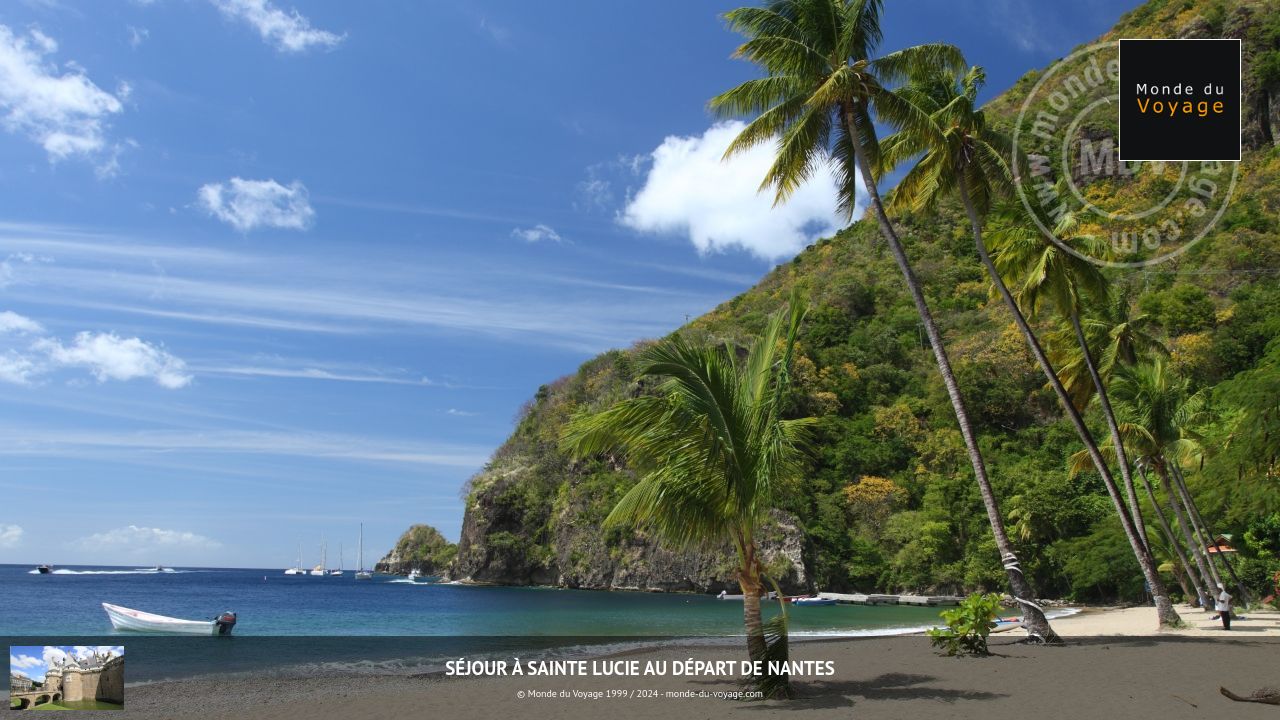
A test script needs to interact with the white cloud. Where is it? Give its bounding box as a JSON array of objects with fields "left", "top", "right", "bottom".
[
  {"left": 9, "top": 653, "right": 39, "bottom": 669},
  {"left": 197, "top": 177, "right": 315, "bottom": 231},
  {"left": 210, "top": 0, "right": 344, "bottom": 53},
  {"left": 35, "top": 331, "right": 192, "bottom": 388},
  {"left": 446, "top": 408, "right": 478, "bottom": 417},
  {"left": 127, "top": 26, "right": 148, "bottom": 49},
  {"left": 0, "top": 523, "right": 22, "bottom": 548},
  {"left": 620, "top": 120, "right": 853, "bottom": 260},
  {"left": 0, "top": 353, "right": 38, "bottom": 385},
  {"left": 72, "top": 525, "right": 222, "bottom": 553},
  {"left": 0, "top": 310, "right": 42, "bottom": 334},
  {"left": 511, "top": 223, "right": 563, "bottom": 243},
  {"left": 0, "top": 25, "right": 125, "bottom": 167}
]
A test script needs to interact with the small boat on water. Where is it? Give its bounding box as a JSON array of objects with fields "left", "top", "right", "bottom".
[
  {"left": 355, "top": 523, "right": 372, "bottom": 580},
  {"left": 35, "top": 564, "right": 52, "bottom": 574},
  {"left": 102, "top": 603, "right": 237, "bottom": 635},
  {"left": 329, "top": 545, "right": 344, "bottom": 576},
  {"left": 284, "top": 543, "right": 305, "bottom": 575},
  {"left": 790, "top": 597, "right": 836, "bottom": 607}
]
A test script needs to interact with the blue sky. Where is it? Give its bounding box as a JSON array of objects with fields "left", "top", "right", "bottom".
[
  {"left": 9, "top": 645, "right": 122, "bottom": 683},
  {"left": 0, "top": 0, "right": 1138, "bottom": 568}
]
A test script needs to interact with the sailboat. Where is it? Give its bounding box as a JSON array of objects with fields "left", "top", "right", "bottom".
[
  {"left": 309, "top": 539, "right": 327, "bottom": 576},
  {"left": 355, "top": 523, "right": 372, "bottom": 580},
  {"left": 329, "top": 544, "right": 344, "bottom": 576},
  {"left": 283, "top": 543, "right": 305, "bottom": 575}
]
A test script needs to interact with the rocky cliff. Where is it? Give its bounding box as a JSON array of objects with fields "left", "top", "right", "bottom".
[{"left": 375, "top": 524, "right": 457, "bottom": 576}]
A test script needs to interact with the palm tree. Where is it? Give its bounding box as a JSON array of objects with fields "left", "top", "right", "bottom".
[
  {"left": 1103, "top": 361, "right": 1250, "bottom": 602},
  {"left": 709, "top": 0, "right": 1060, "bottom": 643},
  {"left": 878, "top": 64, "right": 1181, "bottom": 627},
  {"left": 1135, "top": 459, "right": 1210, "bottom": 607},
  {"left": 987, "top": 205, "right": 1152, "bottom": 552},
  {"left": 561, "top": 299, "right": 815, "bottom": 698}
]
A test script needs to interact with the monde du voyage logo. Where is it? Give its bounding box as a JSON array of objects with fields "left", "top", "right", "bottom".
[
  {"left": 1013, "top": 38, "right": 1242, "bottom": 268},
  {"left": 1119, "top": 38, "right": 1242, "bottom": 162}
]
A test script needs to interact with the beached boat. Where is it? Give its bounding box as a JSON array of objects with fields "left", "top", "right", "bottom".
[
  {"left": 35, "top": 565, "right": 51, "bottom": 574},
  {"left": 355, "top": 523, "right": 372, "bottom": 580},
  {"left": 102, "top": 603, "right": 237, "bottom": 635}
]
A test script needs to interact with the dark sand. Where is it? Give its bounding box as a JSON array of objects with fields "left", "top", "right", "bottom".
[{"left": 121, "top": 635, "right": 1280, "bottom": 720}]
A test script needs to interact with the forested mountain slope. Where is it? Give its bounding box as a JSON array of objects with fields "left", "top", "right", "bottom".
[{"left": 444, "top": 0, "right": 1280, "bottom": 601}]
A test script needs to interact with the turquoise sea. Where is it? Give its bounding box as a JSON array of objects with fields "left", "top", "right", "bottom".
[{"left": 2, "top": 564, "right": 1066, "bottom": 683}]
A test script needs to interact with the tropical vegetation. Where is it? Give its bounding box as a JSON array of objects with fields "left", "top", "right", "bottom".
[{"left": 447, "top": 0, "right": 1280, "bottom": 631}]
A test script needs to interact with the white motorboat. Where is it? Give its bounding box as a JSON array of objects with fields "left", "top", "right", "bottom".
[{"left": 102, "top": 603, "right": 237, "bottom": 635}]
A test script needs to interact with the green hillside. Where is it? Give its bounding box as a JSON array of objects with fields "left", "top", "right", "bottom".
[{"left": 446, "top": 0, "right": 1280, "bottom": 603}]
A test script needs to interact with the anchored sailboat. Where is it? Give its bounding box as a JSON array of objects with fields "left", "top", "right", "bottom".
[
  {"left": 309, "top": 539, "right": 327, "bottom": 576},
  {"left": 355, "top": 523, "right": 372, "bottom": 580},
  {"left": 329, "top": 544, "right": 344, "bottom": 576},
  {"left": 283, "top": 543, "right": 305, "bottom": 575}
]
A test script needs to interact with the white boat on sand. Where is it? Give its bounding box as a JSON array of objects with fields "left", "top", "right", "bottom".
[{"left": 102, "top": 602, "right": 237, "bottom": 635}]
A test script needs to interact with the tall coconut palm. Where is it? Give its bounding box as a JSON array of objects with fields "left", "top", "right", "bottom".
[
  {"left": 561, "top": 299, "right": 814, "bottom": 698},
  {"left": 987, "top": 206, "right": 1151, "bottom": 552},
  {"left": 1136, "top": 460, "right": 1210, "bottom": 607},
  {"left": 1082, "top": 360, "right": 1219, "bottom": 605},
  {"left": 1105, "top": 361, "right": 1250, "bottom": 601},
  {"left": 878, "top": 64, "right": 1180, "bottom": 626},
  {"left": 708, "top": 0, "right": 1060, "bottom": 642}
]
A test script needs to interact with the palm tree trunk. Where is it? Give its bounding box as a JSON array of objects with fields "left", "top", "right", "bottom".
[
  {"left": 1068, "top": 308, "right": 1149, "bottom": 551},
  {"left": 1155, "top": 460, "right": 1216, "bottom": 608},
  {"left": 1168, "top": 464, "right": 1248, "bottom": 601},
  {"left": 957, "top": 175, "right": 1180, "bottom": 628},
  {"left": 843, "top": 107, "right": 1059, "bottom": 643},
  {"left": 1138, "top": 464, "right": 1208, "bottom": 607},
  {"left": 738, "top": 538, "right": 768, "bottom": 664}
]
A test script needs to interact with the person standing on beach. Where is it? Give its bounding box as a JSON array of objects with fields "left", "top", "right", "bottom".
[{"left": 1215, "top": 583, "right": 1232, "bottom": 630}]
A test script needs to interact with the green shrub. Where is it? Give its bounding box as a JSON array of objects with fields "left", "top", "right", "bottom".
[{"left": 928, "top": 592, "right": 1002, "bottom": 656}]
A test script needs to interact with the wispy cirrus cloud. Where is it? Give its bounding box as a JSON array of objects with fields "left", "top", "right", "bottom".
[
  {"left": 209, "top": 0, "right": 344, "bottom": 53},
  {"left": 0, "top": 24, "right": 127, "bottom": 171},
  {"left": 197, "top": 177, "right": 315, "bottom": 231},
  {"left": 71, "top": 525, "right": 221, "bottom": 553},
  {"left": 511, "top": 223, "right": 563, "bottom": 243},
  {"left": 0, "top": 426, "right": 489, "bottom": 468}
]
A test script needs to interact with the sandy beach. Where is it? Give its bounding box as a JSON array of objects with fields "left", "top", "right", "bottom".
[{"left": 118, "top": 604, "right": 1280, "bottom": 720}]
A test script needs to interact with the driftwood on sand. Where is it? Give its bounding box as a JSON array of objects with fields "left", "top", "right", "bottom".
[{"left": 1221, "top": 686, "right": 1280, "bottom": 705}]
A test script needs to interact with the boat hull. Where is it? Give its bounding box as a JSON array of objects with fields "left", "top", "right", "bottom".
[{"left": 102, "top": 603, "right": 221, "bottom": 635}]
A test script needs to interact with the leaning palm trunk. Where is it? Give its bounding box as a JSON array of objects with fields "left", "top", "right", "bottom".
[
  {"left": 1168, "top": 464, "right": 1223, "bottom": 590},
  {"left": 958, "top": 176, "right": 1180, "bottom": 627},
  {"left": 1169, "top": 464, "right": 1249, "bottom": 602},
  {"left": 1138, "top": 465, "right": 1209, "bottom": 607},
  {"left": 1155, "top": 461, "right": 1216, "bottom": 604},
  {"left": 1068, "top": 307, "right": 1149, "bottom": 551},
  {"left": 844, "top": 110, "right": 1059, "bottom": 643}
]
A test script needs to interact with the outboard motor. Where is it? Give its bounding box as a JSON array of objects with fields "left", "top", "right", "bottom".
[{"left": 215, "top": 611, "right": 237, "bottom": 636}]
